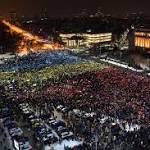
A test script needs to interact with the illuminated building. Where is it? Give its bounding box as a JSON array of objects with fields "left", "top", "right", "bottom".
[
  {"left": 133, "top": 29, "right": 150, "bottom": 52},
  {"left": 60, "top": 33, "right": 112, "bottom": 48}
]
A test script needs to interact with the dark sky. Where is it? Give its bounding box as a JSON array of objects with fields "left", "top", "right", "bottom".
[{"left": 0, "top": 0, "right": 149, "bottom": 17}]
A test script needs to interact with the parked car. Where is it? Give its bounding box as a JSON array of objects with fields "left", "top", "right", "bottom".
[{"left": 13, "top": 136, "right": 32, "bottom": 150}]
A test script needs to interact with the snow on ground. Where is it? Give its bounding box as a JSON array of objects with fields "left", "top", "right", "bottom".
[
  {"left": 45, "top": 140, "right": 83, "bottom": 150},
  {"left": 100, "top": 115, "right": 141, "bottom": 132},
  {"left": 100, "top": 58, "right": 144, "bottom": 73}
]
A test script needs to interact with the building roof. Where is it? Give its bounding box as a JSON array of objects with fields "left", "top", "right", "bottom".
[{"left": 135, "top": 28, "right": 150, "bottom": 32}]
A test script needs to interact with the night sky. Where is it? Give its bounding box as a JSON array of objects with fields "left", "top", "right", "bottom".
[{"left": 0, "top": 0, "right": 149, "bottom": 17}]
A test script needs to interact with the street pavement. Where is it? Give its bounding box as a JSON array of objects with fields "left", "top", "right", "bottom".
[{"left": 0, "top": 122, "right": 13, "bottom": 150}]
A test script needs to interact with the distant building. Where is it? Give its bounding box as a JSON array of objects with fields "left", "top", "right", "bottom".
[
  {"left": 131, "top": 28, "right": 150, "bottom": 53},
  {"left": 8, "top": 11, "right": 17, "bottom": 22},
  {"left": 60, "top": 33, "right": 112, "bottom": 48}
]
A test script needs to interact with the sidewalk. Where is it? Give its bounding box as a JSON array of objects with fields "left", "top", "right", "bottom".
[{"left": 0, "top": 123, "right": 13, "bottom": 150}]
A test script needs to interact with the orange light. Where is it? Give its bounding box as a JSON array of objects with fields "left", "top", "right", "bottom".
[
  {"left": 135, "top": 37, "right": 150, "bottom": 49},
  {"left": 2, "top": 20, "right": 64, "bottom": 55}
]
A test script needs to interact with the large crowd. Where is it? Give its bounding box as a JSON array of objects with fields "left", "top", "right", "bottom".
[
  {"left": 1, "top": 63, "right": 150, "bottom": 149},
  {"left": 44, "top": 67, "right": 150, "bottom": 125},
  {"left": 0, "top": 51, "right": 82, "bottom": 72},
  {"left": 41, "top": 67, "right": 150, "bottom": 149}
]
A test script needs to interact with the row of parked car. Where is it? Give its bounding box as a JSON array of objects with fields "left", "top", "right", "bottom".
[
  {"left": 19, "top": 103, "right": 76, "bottom": 148},
  {"left": 19, "top": 103, "right": 58, "bottom": 146},
  {"left": 0, "top": 106, "right": 32, "bottom": 150},
  {"left": 47, "top": 117, "right": 74, "bottom": 140}
]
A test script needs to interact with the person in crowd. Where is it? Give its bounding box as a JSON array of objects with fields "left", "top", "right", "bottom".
[{"left": 1, "top": 67, "right": 150, "bottom": 149}]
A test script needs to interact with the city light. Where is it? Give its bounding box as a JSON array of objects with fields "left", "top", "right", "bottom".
[
  {"left": 2, "top": 20, "right": 64, "bottom": 55},
  {"left": 135, "top": 32, "right": 150, "bottom": 49},
  {"left": 60, "top": 33, "right": 112, "bottom": 48}
]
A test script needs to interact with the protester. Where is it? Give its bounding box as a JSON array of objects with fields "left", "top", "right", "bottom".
[{"left": 1, "top": 64, "right": 150, "bottom": 149}]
